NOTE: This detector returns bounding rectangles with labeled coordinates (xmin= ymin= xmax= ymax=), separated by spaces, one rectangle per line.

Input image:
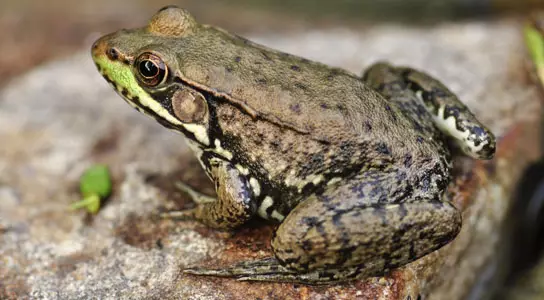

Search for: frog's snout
xmin=92 ymin=35 xmax=114 ymax=60
xmin=91 ymin=36 xmax=109 ymax=60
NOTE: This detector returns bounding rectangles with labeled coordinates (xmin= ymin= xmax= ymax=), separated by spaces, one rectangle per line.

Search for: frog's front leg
xmin=185 ymin=169 xmax=461 ymax=284
xmin=163 ymin=159 xmax=257 ymax=229
xmin=363 ymin=62 xmax=496 ymax=160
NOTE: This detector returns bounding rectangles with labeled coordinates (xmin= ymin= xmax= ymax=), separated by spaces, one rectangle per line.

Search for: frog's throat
xmin=94 ymin=56 xmax=210 ymax=146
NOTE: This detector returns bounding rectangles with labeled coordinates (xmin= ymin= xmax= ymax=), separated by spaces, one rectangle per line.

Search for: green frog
xmin=91 ymin=6 xmax=496 ymax=284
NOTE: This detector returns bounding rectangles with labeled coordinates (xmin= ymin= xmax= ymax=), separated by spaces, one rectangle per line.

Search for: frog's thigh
xmin=273 ymin=182 xmax=461 ymax=277
xmin=168 ymin=161 xmax=256 ymax=229
xmin=362 ymin=62 xmax=495 ymax=160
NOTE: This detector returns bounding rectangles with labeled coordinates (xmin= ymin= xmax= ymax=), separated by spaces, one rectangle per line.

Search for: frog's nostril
xmin=107 ymin=48 xmax=119 ymax=60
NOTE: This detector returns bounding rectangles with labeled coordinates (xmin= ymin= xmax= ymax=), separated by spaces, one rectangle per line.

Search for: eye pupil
xmin=139 ymin=60 xmax=158 ymax=78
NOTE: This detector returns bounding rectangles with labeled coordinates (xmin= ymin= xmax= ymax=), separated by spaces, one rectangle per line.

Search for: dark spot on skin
xmin=261 ymin=51 xmax=273 ymax=61
xmin=290 ymin=65 xmax=301 ymax=72
xmin=295 ymin=83 xmax=308 ymax=91
xmin=270 ymin=140 xmax=281 ymax=150
xmin=301 ymin=183 xmax=316 ymax=196
xmin=336 ymin=104 xmax=346 ymax=111
xmin=420 ymin=175 xmax=431 ymax=192
xmin=376 ymin=143 xmax=391 ymax=155
xmin=318 ymin=194 xmax=333 ymax=203
xmin=94 ymin=63 xmax=102 ymax=71
xmin=156 ymin=239 xmax=163 ymax=249
xmin=327 ymin=69 xmax=340 ymax=81
xmin=302 ymin=216 xmax=319 ymax=227
xmin=413 ymin=121 xmax=423 ymax=133
xmin=320 ymin=103 xmax=329 ymax=109
xmin=289 ymin=103 xmax=301 ymax=114
xmin=123 ymin=59 xmax=131 ymax=65
xmin=396 ymin=172 xmax=407 ymax=182
xmin=409 ymin=243 xmax=417 ymax=260
xmin=234 ymin=56 xmax=242 ymax=63
xmin=471 ymin=125 xmax=485 ymax=137
xmin=256 ymin=78 xmax=267 ymax=85
xmin=225 ymin=66 xmax=233 ymax=73
xmin=416 ymin=136 xmax=424 ymax=144
xmin=376 ymin=83 xmax=387 ymax=92
xmin=444 ymin=105 xmax=461 ymax=119
xmin=365 ymin=121 xmax=372 ymax=132
xmin=332 ymin=213 xmax=343 ymax=228
xmin=121 ymin=88 xmax=128 ymax=97
xmin=431 ymin=87 xmax=448 ymax=98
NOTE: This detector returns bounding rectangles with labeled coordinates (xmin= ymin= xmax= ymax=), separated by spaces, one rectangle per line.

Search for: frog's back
xmin=172 ymin=23 xmax=413 ymax=144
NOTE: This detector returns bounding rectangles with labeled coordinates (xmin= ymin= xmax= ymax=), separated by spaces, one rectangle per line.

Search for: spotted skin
xmin=91 ymin=6 xmax=496 ymax=284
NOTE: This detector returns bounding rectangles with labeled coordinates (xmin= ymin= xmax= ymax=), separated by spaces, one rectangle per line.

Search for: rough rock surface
xmin=0 ymin=21 xmax=541 ymax=299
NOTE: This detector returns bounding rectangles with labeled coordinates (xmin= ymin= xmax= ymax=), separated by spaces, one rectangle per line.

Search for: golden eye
xmin=135 ymin=53 xmax=167 ymax=86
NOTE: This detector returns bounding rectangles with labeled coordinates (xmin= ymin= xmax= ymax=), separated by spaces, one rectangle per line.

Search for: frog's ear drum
xmin=171 ymin=89 xmax=209 ymax=124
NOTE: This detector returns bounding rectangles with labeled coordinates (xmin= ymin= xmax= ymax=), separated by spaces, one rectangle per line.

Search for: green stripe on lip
xmin=94 ymin=56 xmax=211 ymax=146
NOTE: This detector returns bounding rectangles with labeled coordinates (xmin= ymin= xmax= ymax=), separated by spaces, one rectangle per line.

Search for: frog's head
xmin=91 ymin=6 xmax=212 ymax=146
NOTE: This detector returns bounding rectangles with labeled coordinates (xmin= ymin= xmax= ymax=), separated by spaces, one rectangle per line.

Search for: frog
xmin=91 ymin=6 xmax=496 ymax=284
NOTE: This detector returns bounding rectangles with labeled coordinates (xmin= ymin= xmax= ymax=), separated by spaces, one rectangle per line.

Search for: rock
xmin=0 ymin=20 xmax=541 ymax=299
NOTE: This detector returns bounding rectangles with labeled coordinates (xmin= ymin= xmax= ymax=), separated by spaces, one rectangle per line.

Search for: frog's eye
xmin=134 ymin=53 xmax=168 ymax=87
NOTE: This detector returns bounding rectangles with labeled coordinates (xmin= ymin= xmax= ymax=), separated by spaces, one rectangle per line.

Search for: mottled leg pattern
xmin=185 ymin=171 xmax=461 ymax=284
xmin=162 ymin=160 xmax=256 ymax=229
xmin=362 ymin=62 xmax=496 ymax=160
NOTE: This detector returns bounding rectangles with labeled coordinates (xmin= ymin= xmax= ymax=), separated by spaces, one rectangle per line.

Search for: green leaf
xmin=524 ymin=23 xmax=544 ymax=86
xmin=70 ymin=165 xmax=112 ymax=214
xmin=80 ymin=165 xmax=112 ymax=199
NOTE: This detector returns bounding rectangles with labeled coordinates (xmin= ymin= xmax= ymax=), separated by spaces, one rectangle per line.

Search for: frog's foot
xmin=162 ymin=161 xmax=256 ymax=229
xmin=362 ymin=62 xmax=496 ymax=160
xmin=183 ymin=257 xmax=363 ymax=284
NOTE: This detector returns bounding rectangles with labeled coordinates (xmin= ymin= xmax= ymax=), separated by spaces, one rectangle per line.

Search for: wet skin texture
xmin=91 ymin=6 xmax=496 ymax=284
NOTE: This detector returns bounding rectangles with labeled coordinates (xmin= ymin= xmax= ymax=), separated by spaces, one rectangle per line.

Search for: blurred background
xmin=1 ymin=0 xmax=543 ymax=86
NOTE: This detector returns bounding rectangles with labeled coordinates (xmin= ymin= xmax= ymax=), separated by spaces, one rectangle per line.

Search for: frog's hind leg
xmin=362 ymin=62 xmax=496 ymax=160
xmin=183 ymin=169 xmax=461 ymax=284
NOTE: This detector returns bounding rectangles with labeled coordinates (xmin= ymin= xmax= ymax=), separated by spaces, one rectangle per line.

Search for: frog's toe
xmin=174 ymin=181 xmax=216 ymax=204
xmin=183 ymin=257 xmax=361 ymax=284
xmin=184 ymin=257 xmax=292 ymax=277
